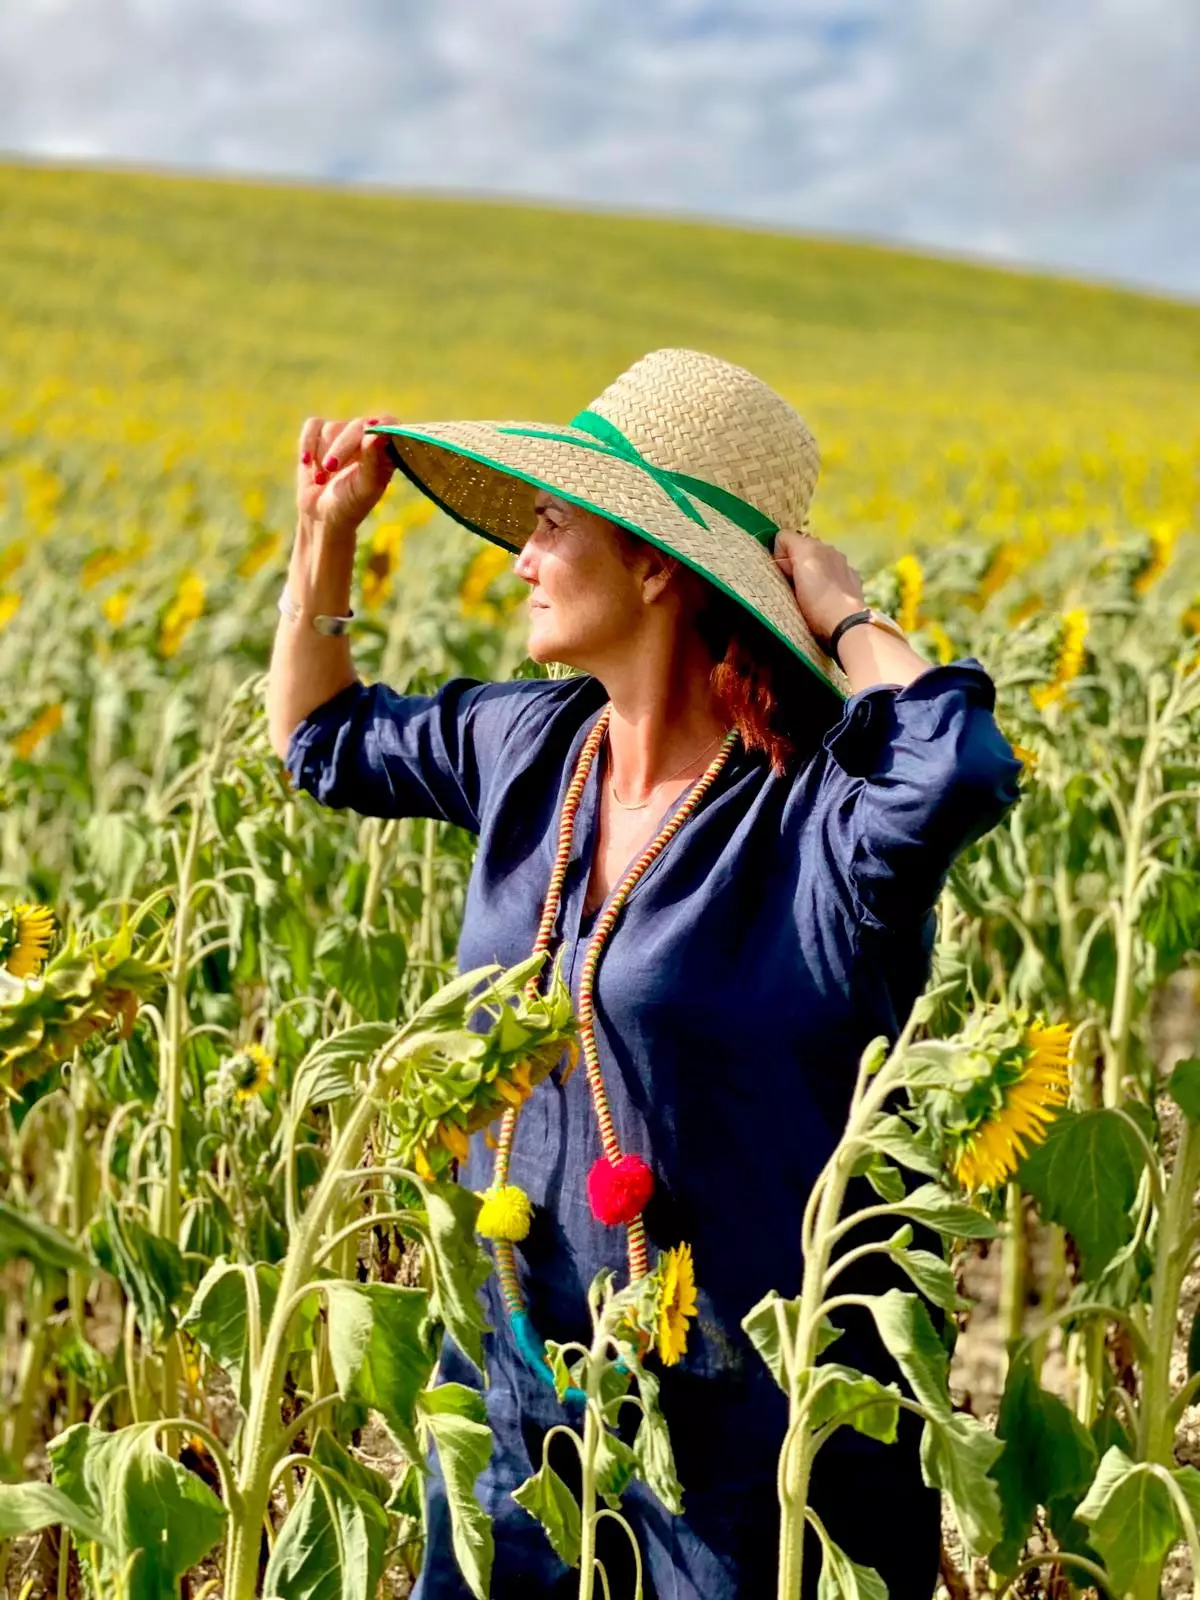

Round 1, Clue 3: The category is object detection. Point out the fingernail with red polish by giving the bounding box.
[366,417,379,425]
[301,450,312,464]
[324,456,339,472]
[314,468,328,485]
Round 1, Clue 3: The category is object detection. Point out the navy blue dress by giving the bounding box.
[285,658,1022,1599]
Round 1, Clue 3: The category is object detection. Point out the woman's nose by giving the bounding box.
[514,541,538,582]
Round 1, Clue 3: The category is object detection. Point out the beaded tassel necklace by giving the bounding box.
[478,702,739,1392]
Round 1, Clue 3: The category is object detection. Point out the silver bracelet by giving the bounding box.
[278,581,355,636]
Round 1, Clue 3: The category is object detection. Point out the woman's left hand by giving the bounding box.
[773,530,865,639]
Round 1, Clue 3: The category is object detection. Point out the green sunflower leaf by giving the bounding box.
[987,1343,1098,1574]
[418,1385,494,1600]
[512,1460,581,1570]
[1076,1447,1179,1594]
[1015,1109,1147,1280]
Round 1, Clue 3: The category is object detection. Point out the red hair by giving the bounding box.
[614,526,838,777]
[695,586,839,777]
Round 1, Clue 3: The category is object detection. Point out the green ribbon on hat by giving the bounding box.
[495,409,780,550]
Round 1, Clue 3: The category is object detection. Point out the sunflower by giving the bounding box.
[459,544,516,626]
[655,1242,699,1367]
[232,1043,274,1101]
[158,571,206,658]
[893,554,924,634]
[951,1021,1071,1193]
[923,620,957,665]
[13,704,63,759]
[0,902,56,979]
[1133,522,1178,595]
[1030,608,1088,711]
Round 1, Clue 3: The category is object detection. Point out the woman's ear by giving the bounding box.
[641,551,680,604]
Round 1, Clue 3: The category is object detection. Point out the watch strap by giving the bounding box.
[819,608,872,668]
[819,608,905,668]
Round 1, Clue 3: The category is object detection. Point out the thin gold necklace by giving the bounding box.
[606,726,730,810]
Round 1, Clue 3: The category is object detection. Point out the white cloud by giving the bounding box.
[1,0,1197,297]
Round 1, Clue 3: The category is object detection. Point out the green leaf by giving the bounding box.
[419,1177,492,1374]
[741,1291,800,1390]
[866,1289,1002,1557]
[0,1198,90,1274]
[289,1023,394,1125]
[1167,1059,1200,1123]
[741,1292,842,1392]
[1171,1464,1200,1534]
[631,1366,683,1516]
[868,1114,941,1178]
[1076,1447,1180,1594]
[859,1154,906,1203]
[117,1432,228,1600]
[386,1461,424,1522]
[325,1282,436,1459]
[0,1481,108,1545]
[988,1344,1098,1574]
[806,1364,900,1444]
[812,1520,888,1600]
[922,1412,1004,1559]
[405,963,506,1027]
[887,1184,998,1240]
[49,1424,226,1600]
[316,923,408,1022]
[512,1461,581,1570]
[92,1197,184,1342]
[888,1247,967,1313]
[263,1436,390,1600]
[867,1289,953,1419]
[419,1384,494,1600]
[179,1258,281,1410]
[593,1429,638,1507]
[1016,1110,1147,1280]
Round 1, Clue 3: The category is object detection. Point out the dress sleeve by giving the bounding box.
[283,675,555,834]
[816,657,1022,931]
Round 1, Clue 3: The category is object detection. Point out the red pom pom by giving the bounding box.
[588,1154,654,1225]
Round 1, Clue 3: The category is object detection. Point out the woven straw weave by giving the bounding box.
[375,348,847,693]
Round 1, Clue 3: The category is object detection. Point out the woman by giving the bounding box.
[268,348,1022,1599]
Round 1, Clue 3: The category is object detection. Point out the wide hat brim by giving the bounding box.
[366,418,849,699]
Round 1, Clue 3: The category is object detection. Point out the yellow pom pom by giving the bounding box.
[476,1184,533,1242]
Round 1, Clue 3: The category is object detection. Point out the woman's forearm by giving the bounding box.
[837,623,934,694]
[265,519,361,760]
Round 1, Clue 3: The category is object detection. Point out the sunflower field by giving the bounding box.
[1,161,1200,1600]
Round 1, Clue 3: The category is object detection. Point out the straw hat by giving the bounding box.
[365,347,848,696]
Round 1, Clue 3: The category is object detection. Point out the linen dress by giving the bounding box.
[284,657,1023,1599]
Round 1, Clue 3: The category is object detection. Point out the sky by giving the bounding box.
[2,0,1198,301]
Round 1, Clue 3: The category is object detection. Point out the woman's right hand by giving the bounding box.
[296,414,400,540]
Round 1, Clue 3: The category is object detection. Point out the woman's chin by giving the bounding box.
[527,625,580,670]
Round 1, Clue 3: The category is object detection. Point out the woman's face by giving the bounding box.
[513,490,657,670]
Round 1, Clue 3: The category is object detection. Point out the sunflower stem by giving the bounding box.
[1105,685,1161,1107]
[1000,1183,1027,1350]
[777,1013,922,1600]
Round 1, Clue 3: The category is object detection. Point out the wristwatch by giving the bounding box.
[817,608,905,668]
[277,581,355,636]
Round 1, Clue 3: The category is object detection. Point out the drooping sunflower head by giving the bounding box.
[231,1043,274,1101]
[654,1242,699,1367]
[1030,608,1089,711]
[945,1015,1072,1194]
[1133,522,1179,596]
[0,902,57,980]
